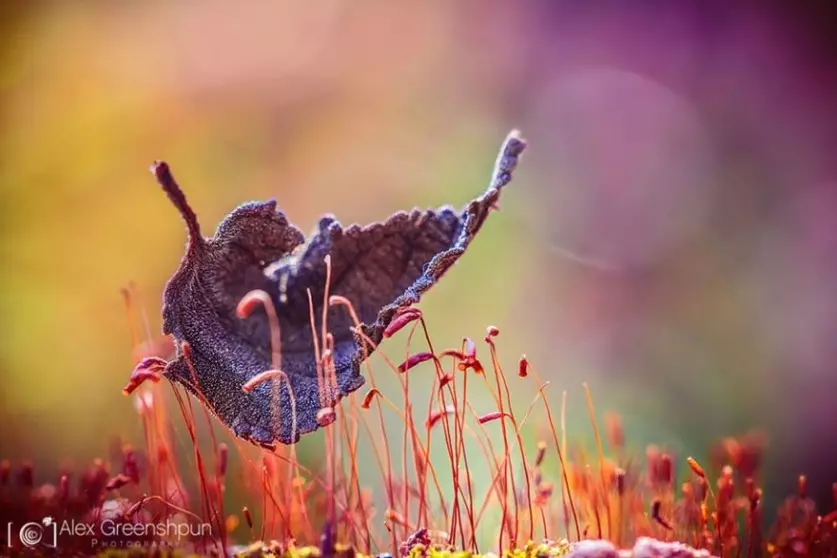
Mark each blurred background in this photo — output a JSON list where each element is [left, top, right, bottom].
[[2, 0, 836, 526]]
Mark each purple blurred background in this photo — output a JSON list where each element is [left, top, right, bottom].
[[1, 0, 836, 516]]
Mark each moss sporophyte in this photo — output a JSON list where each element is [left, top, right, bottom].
[[2, 133, 835, 556]]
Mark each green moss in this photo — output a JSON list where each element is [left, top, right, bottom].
[[96, 550, 202, 558], [220, 539, 571, 558]]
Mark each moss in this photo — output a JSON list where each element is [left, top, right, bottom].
[[3, 296, 835, 556]]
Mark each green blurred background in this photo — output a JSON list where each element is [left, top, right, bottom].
[[2, 0, 837, 521]]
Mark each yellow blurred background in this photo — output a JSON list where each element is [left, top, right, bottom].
[[2, 1, 837, 515]]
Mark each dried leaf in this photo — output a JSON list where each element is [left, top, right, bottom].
[[150, 131, 526, 447]]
